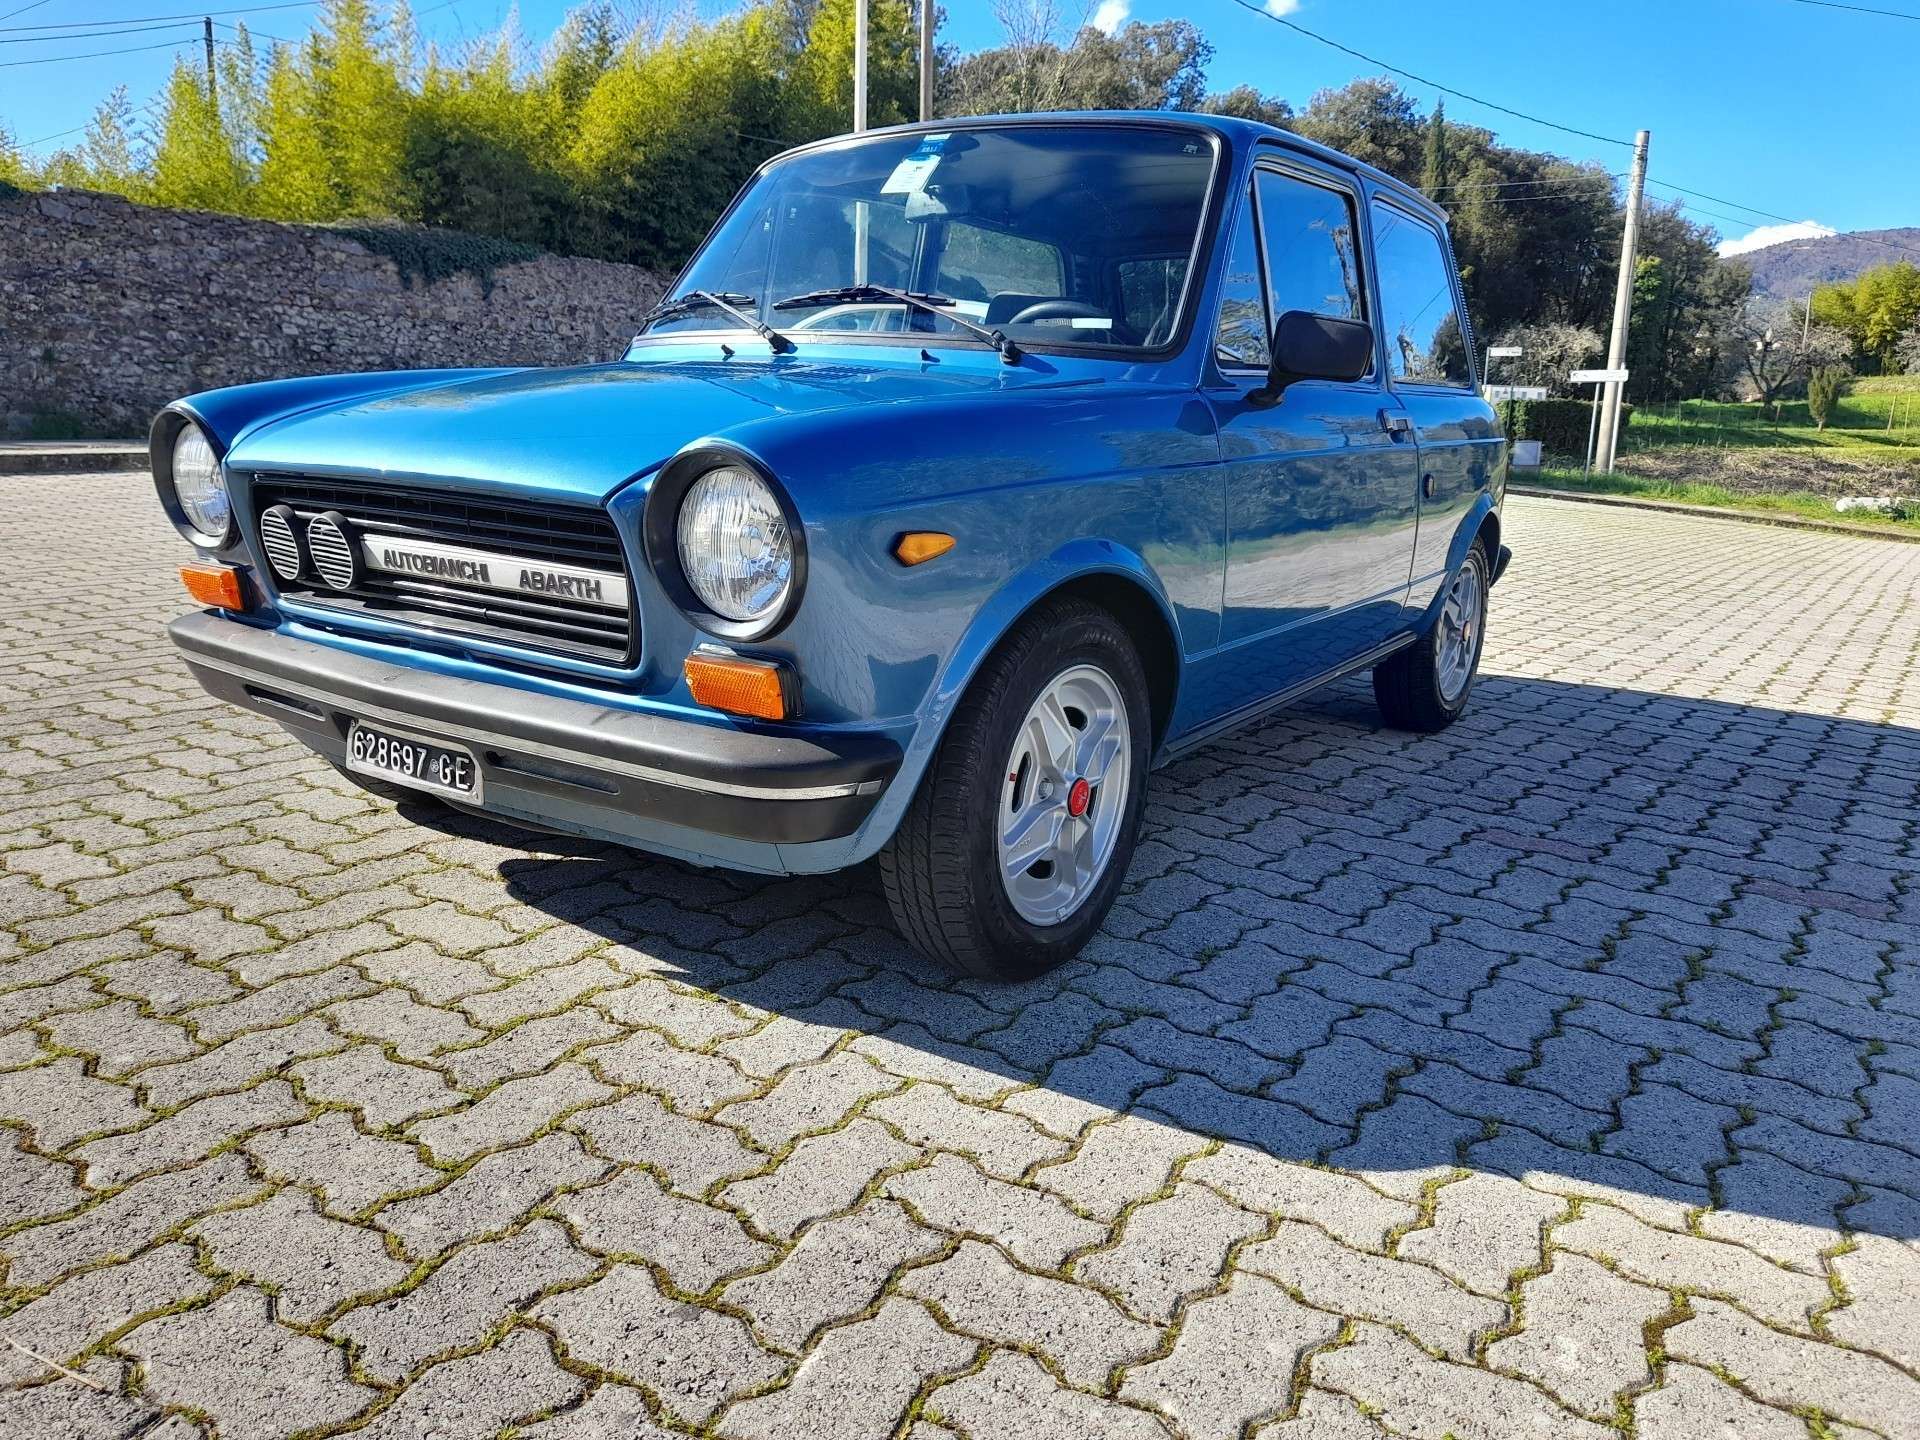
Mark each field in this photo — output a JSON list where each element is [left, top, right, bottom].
[[1529, 464, 1920, 535], [1621, 376, 1920, 459]]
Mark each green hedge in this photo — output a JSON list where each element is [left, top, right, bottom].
[[1499, 397, 1633, 457]]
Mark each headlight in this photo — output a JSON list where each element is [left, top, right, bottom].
[[169, 423, 231, 545], [676, 467, 794, 623]]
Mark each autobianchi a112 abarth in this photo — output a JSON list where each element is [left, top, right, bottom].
[[154, 112, 1508, 980]]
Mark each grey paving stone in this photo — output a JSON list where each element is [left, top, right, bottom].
[[289, 1044, 462, 1128], [328, 990, 484, 1060], [569, 1090, 759, 1195], [1121, 1271, 1342, 1440], [1396, 1171, 1562, 1295], [558, 1167, 773, 1289], [247, 1111, 440, 1215], [1076, 1181, 1265, 1323], [1309, 1321, 1612, 1440], [379, 1131, 612, 1256], [1185, 1145, 1417, 1253], [517, 1384, 677, 1439], [532, 1263, 783, 1425], [135, 1017, 342, 1107], [1001, 1043, 1168, 1138], [1240, 1220, 1504, 1358], [1554, 1204, 1828, 1327], [125, 1287, 377, 1440], [721, 1198, 948, 1351], [351, 1328, 586, 1440], [849, 1023, 1021, 1102], [587, 1027, 761, 1111], [73, 1079, 304, 1186], [1030, 1112, 1206, 1222], [716, 1298, 975, 1440], [903, 1237, 1162, 1387], [0, 1242, 212, 1369], [0, 1057, 144, 1150], [716, 1050, 904, 1150], [866, 1083, 1068, 1179], [409, 1062, 615, 1162], [0, 1131, 88, 1226], [1824, 1233, 1920, 1370], [38, 1000, 199, 1074], [1698, 1151, 1851, 1272], [888, 1152, 1107, 1271], [1485, 1252, 1667, 1416], [1632, 1361, 1808, 1440], [441, 1007, 624, 1088], [928, 1350, 1173, 1439], [195, 1190, 410, 1322], [330, 1218, 595, 1381], [1664, 1297, 1920, 1435], [724, 1117, 918, 1241]]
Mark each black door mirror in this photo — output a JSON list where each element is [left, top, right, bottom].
[[1252, 310, 1375, 405]]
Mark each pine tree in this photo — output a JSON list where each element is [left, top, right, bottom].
[[255, 43, 336, 218], [1421, 99, 1451, 200], [150, 60, 251, 211]]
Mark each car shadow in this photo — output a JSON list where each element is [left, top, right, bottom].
[[413, 668, 1919, 1245]]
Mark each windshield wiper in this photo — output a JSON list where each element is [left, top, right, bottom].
[[772, 284, 1023, 365], [641, 290, 793, 354]]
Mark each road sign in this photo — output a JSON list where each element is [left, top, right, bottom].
[[1569, 367, 1629, 384], [1488, 345, 1524, 358], [1486, 385, 1548, 402]]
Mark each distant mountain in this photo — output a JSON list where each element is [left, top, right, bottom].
[[1737, 227, 1920, 300]]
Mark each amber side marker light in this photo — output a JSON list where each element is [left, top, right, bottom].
[[685, 653, 791, 721], [894, 532, 956, 566], [180, 561, 247, 611]]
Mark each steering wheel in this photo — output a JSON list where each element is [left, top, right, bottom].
[[1006, 299, 1110, 326]]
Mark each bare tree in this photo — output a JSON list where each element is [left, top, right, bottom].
[[1728, 298, 1850, 407], [1486, 321, 1603, 395]]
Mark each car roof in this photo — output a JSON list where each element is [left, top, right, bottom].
[[774, 110, 1448, 226]]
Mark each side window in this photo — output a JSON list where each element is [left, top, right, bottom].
[[1254, 169, 1364, 325], [1214, 185, 1269, 369], [937, 221, 1063, 303], [1370, 201, 1471, 387]]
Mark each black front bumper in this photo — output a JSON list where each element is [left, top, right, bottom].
[[168, 611, 900, 847]]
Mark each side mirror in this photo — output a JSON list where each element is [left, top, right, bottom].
[[1252, 310, 1375, 405]]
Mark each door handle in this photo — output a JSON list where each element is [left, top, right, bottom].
[[1422, 472, 1437, 500], [1381, 411, 1413, 438]]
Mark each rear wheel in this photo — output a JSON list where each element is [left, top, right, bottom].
[[1374, 540, 1489, 732], [880, 597, 1151, 980]]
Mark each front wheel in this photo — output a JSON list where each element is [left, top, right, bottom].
[[879, 597, 1152, 981], [1373, 540, 1489, 733]]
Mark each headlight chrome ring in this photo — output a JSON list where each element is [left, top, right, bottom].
[[149, 410, 236, 550], [646, 449, 806, 644]]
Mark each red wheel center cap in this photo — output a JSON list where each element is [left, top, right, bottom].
[[1066, 778, 1092, 818]]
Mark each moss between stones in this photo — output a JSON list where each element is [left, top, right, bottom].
[[325, 223, 542, 296]]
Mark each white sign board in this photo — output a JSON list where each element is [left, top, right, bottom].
[[1569, 368, 1629, 384], [1485, 385, 1548, 402], [1488, 345, 1524, 358]]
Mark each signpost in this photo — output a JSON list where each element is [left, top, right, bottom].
[[1570, 368, 1630, 480], [1485, 345, 1525, 489]]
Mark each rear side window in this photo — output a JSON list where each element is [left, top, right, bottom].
[[1371, 201, 1471, 386], [1254, 169, 1364, 324]]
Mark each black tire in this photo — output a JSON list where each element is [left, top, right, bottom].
[[1374, 540, 1490, 733], [879, 597, 1152, 981]]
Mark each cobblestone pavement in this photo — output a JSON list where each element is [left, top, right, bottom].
[[3, 476, 1919, 1440]]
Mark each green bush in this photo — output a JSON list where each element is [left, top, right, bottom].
[[1503, 397, 1632, 458]]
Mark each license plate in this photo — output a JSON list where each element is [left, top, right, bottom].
[[345, 722, 479, 800]]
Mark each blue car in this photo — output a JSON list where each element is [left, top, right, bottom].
[[153, 112, 1506, 979]]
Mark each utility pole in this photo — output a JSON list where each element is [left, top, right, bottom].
[[853, 0, 868, 133], [1595, 128, 1649, 473], [203, 16, 217, 100], [918, 0, 934, 123]]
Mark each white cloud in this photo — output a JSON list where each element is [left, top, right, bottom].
[[1264, 0, 1302, 15], [1716, 220, 1837, 257], [1090, 0, 1130, 34]]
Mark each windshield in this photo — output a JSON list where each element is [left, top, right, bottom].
[[643, 124, 1218, 354]]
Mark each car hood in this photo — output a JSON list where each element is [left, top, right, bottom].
[[224, 356, 1062, 504]]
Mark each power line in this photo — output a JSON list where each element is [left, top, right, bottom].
[[0, 2, 320, 32], [1785, 0, 1920, 20], [0, 0, 55, 21], [1222, 0, 1634, 149], [0, 37, 197, 68], [2, 22, 203, 46], [22, 98, 166, 149]]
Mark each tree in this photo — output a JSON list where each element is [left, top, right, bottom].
[[1727, 298, 1851, 406], [150, 61, 251, 211], [1806, 365, 1843, 430], [1420, 99, 1450, 200], [940, 4, 1209, 116], [1486, 321, 1603, 395], [1198, 84, 1292, 127], [1897, 325, 1920, 376], [1811, 260, 1920, 374]]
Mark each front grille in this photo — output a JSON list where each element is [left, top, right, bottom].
[[249, 476, 636, 666]]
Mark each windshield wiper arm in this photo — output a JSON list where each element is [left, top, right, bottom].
[[641, 290, 792, 354], [772, 284, 1023, 365]]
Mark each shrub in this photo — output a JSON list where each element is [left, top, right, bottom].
[[1501, 397, 1632, 458], [1807, 366, 1843, 431]]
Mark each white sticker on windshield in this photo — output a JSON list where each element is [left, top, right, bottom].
[[1069, 317, 1115, 328], [881, 134, 951, 195]]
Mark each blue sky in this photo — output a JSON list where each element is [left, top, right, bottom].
[[4, 0, 1914, 249]]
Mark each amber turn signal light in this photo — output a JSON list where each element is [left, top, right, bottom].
[[180, 561, 247, 611], [684, 653, 791, 721], [893, 532, 955, 566]]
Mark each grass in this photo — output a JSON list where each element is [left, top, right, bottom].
[[1621, 388, 1920, 458], [1523, 465, 1920, 536]]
